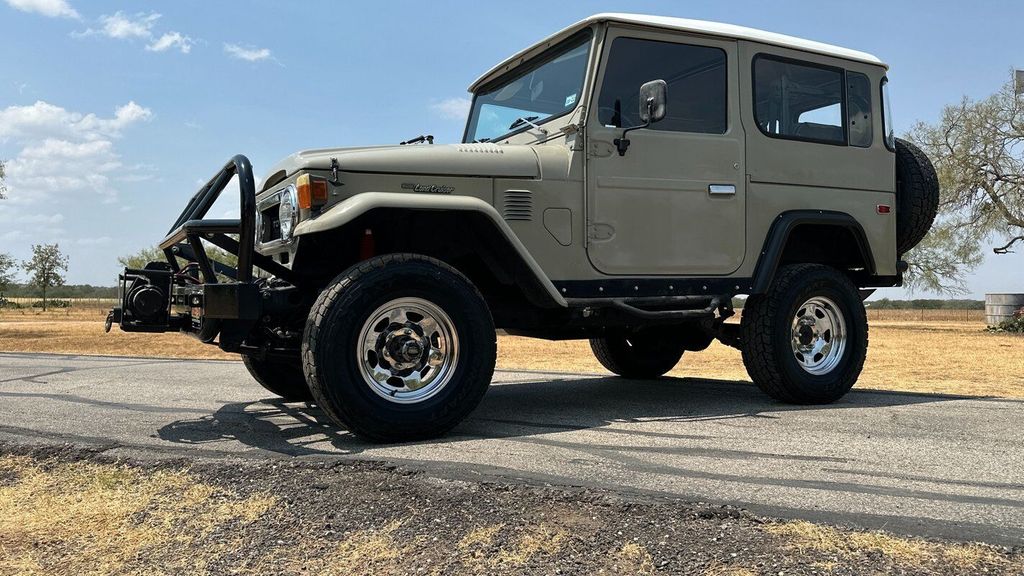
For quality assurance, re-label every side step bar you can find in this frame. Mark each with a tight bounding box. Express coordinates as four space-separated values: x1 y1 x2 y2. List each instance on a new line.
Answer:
611 296 723 320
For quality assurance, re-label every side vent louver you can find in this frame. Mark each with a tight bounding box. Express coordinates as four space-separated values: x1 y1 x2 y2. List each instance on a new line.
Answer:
502 190 533 221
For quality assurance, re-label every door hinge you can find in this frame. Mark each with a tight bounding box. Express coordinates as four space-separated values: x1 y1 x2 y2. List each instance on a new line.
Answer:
588 222 615 241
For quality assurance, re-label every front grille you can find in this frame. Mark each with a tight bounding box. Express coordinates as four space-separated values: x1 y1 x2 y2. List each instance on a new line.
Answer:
258 205 282 243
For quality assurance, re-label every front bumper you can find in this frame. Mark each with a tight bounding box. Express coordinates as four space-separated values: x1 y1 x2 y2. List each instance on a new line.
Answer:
107 155 293 351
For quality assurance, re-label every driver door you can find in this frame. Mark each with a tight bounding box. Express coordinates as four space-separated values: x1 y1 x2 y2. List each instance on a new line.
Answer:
586 29 746 276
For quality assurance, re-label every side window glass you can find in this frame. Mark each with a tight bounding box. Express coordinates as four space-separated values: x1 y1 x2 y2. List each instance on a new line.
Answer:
754 57 845 144
597 37 727 134
881 78 895 150
847 72 873 147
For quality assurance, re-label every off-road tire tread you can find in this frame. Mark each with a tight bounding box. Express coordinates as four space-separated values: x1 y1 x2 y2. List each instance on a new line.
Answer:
894 138 940 255
241 354 313 402
589 333 685 379
302 253 496 442
740 264 868 404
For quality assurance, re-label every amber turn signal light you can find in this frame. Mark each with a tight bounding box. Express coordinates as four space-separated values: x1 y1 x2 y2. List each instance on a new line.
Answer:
296 173 329 209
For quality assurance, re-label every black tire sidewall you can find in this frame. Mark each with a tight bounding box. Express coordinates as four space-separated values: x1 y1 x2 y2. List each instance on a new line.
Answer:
591 326 686 379
242 354 312 402
768 271 867 402
305 257 495 441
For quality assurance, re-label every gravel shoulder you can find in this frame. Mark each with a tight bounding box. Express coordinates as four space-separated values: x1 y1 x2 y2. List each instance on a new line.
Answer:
2 443 1022 576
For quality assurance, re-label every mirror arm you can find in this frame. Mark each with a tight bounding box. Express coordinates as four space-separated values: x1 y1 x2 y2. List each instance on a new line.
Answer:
613 119 650 157
613 98 655 157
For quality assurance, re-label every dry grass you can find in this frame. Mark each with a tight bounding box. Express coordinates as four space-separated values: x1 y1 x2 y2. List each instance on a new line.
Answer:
3 309 1022 398
0 454 276 576
1 453 1019 575
0 308 234 360
765 520 1017 572
275 520 569 576
492 523 568 567
615 541 657 574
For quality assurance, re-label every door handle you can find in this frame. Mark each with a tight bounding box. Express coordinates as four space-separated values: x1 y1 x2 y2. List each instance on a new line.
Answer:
708 184 736 196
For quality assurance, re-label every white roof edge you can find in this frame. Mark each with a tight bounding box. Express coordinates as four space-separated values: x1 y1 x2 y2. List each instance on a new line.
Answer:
469 13 887 92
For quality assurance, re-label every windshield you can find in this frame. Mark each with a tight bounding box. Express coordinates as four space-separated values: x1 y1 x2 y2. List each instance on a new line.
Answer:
464 30 592 143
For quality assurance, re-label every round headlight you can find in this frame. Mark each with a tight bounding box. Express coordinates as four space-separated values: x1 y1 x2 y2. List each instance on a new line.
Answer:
278 184 298 240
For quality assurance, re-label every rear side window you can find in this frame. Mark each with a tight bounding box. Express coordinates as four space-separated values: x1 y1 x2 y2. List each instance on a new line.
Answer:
753 56 845 144
598 37 727 134
881 77 895 150
846 72 873 147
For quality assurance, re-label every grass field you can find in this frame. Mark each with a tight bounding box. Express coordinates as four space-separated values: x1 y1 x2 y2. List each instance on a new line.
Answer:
1 450 1019 576
2 305 1021 398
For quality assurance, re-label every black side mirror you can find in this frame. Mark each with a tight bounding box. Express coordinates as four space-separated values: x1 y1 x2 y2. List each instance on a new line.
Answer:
615 79 668 156
638 79 668 124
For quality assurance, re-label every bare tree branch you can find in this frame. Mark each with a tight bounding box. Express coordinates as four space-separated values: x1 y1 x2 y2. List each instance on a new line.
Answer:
993 235 1024 254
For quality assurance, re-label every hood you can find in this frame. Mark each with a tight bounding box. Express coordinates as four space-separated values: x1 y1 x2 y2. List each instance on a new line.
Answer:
260 143 540 192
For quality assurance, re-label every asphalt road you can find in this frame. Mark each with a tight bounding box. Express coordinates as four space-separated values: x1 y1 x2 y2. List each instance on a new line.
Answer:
1 352 1022 546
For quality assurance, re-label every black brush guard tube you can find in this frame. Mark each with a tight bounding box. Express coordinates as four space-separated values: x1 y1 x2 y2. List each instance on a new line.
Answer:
110 155 294 341
160 155 257 282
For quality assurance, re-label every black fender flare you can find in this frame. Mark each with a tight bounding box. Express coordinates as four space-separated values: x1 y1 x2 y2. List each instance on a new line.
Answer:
293 192 567 308
751 210 875 294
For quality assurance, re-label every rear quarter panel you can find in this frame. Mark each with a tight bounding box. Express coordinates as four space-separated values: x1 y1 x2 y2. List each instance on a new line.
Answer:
738 40 897 277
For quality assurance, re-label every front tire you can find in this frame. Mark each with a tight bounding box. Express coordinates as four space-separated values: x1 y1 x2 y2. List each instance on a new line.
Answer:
302 254 496 443
589 327 687 379
740 264 867 404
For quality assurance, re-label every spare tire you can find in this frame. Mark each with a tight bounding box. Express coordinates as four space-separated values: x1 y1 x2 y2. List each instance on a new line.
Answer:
894 138 940 254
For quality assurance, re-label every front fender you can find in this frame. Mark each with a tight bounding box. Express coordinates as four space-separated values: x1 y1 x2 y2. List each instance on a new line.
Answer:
293 192 567 307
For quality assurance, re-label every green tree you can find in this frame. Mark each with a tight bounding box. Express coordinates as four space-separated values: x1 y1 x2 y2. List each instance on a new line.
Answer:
119 244 238 278
907 74 1024 293
23 244 68 311
0 252 16 296
118 246 165 269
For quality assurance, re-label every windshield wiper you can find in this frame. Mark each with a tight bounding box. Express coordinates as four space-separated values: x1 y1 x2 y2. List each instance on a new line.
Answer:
400 134 434 145
508 116 548 135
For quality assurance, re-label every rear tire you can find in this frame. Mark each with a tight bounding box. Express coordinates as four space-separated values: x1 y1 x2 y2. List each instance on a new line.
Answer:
590 327 686 379
302 254 496 443
241 354 313 402
740 264 867 404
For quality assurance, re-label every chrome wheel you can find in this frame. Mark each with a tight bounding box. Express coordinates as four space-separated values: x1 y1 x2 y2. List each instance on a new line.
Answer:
357 297 459 404
790 296 846 375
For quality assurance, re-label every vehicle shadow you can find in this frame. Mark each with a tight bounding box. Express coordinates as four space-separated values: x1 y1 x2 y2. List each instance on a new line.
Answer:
155 374 965 457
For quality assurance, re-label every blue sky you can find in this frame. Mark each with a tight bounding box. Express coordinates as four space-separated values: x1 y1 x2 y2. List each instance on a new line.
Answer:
0 0 1021 298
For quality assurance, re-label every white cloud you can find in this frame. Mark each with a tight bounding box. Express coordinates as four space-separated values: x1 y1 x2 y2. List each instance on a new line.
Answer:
0 100 152 141
75 236 112 246
5 0 79 19
431 97 472 121
224 43 272 62
73 11 194 56
146 31 192 54
0 211 64 225
92 11 160 39
0 100 152 204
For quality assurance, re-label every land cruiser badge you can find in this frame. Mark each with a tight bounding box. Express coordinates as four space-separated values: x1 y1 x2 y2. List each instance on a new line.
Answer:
402 183 454 194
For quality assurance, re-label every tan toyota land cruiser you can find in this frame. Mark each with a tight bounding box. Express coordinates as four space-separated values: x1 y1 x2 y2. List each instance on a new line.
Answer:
107 13 939 442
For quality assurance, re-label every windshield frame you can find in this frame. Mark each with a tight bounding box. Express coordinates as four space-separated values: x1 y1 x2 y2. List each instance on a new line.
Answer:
462 28 594 144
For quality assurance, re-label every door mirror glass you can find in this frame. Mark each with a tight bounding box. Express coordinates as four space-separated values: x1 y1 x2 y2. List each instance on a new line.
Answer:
638 79 668 124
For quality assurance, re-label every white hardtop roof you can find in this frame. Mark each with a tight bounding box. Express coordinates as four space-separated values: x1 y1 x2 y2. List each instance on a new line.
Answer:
469 13 886 92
